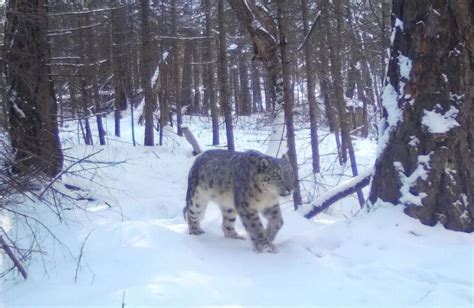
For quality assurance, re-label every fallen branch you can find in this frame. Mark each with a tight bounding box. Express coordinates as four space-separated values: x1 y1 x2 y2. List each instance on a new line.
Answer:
303 168 374 219
181 126 202 155
0 233 28 279
297 9 322 51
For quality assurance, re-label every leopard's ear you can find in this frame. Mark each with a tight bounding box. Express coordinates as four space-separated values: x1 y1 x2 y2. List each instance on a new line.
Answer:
259 158 270 173
282 152 290 162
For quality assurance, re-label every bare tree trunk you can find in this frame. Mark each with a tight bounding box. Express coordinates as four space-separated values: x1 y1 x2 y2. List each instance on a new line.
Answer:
380 0 391 84
181 38 193 113
111 4 128 138
232 65 240 115
238 43 251 115
171 0 183 136
264 71 275 112
301 0 320 173
93 75 106 145
192 43 201 114
204 0 219 145
5 0 63 176
277 0 303 208
218 0 235 151
325 0 365 207
251 62 262 113
315 6 343 164
79 79 93 145
140 0 155 146
346 4 372 137
370 0 473 232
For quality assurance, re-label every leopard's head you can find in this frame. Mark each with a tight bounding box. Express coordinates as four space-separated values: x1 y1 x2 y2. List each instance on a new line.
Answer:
257 153 295 197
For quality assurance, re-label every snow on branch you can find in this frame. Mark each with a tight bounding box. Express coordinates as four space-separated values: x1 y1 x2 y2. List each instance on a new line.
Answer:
48 4 133 17
302 168 374 219
155 35 212 40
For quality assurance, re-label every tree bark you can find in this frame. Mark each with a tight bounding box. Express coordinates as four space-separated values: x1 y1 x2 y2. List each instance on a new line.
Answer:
301 0 320 173
181 38 193 113
111 4 129 137
369 0 473 232
237 40 251 115
171 0 183 136
277 0 303 208
140 0 155 146
204 0 219 145
192 43 202 114
251 62 262 112
5 0 63 176
325 0 365 207
218 0 235 151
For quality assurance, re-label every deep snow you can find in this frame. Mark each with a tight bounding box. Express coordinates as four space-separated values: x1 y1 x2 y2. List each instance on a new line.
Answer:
0 111 473 307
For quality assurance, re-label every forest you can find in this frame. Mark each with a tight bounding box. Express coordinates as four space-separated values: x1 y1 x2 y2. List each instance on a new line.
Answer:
0 0 472 306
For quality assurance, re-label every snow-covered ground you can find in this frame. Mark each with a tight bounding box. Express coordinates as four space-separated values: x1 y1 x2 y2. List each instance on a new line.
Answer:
1 111 473 307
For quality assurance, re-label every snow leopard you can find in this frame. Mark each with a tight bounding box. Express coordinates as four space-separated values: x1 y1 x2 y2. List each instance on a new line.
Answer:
183 149 295 253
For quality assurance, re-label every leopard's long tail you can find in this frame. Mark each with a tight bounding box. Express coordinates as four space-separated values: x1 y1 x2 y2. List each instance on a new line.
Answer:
183 163 200 221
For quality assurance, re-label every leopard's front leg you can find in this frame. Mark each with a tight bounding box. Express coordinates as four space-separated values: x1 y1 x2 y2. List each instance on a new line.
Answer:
262 204 284 242
235 192 278 253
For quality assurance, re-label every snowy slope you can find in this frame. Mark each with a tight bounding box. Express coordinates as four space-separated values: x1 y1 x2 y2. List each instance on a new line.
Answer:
1 113 473 307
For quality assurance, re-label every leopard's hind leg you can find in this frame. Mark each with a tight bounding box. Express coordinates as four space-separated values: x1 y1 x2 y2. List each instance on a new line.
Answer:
220 207 244 239
185 186 209 235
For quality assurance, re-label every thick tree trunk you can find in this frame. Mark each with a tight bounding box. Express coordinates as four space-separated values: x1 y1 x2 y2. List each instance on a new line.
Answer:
218 0 235 152
5 0 63 176
369 0 473 232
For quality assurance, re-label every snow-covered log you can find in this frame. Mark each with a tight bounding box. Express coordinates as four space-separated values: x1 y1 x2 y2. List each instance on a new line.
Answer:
303 168 373 219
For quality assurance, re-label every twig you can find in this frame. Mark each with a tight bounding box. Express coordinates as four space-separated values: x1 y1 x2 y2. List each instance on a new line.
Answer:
0 234 28 279
74 229 94 284
39 149 104 198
